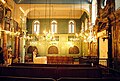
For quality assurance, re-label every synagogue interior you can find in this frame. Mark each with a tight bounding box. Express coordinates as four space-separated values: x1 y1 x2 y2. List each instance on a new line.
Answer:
0 0 120 81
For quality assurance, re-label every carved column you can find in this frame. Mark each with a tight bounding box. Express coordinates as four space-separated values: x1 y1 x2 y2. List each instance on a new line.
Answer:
20 37 25 63
19 16 26 63
107 17 113 68
14 36 19 58
2 31 7 63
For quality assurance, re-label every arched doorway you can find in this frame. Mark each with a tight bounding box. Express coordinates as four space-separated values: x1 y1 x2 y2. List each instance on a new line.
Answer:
26 46 38 62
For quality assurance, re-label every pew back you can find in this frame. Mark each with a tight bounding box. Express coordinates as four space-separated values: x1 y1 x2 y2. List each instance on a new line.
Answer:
57 77 120 81
57 67 102 78
0 66 57 78
0 66 102 79
0 76 55 81
11 63 91 67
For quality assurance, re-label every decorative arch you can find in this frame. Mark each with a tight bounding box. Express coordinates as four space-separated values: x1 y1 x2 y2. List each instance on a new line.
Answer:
32 46 38 53
26 46 38 62
27 46 38 54
48 46 58 54
25 8 36 16
85 18 89 31
69 46 79 54
27 46 33 53
25 8 90 19
80 8 90 18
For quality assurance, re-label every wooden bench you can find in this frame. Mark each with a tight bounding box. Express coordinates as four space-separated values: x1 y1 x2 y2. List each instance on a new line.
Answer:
57 67 102 78
79 56 99 66
0 76 55 81
0 66 57 79
57 77 120 81
0 66 102 79
10 63 91 67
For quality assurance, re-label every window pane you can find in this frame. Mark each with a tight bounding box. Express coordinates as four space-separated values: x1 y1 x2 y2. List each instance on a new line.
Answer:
33 21 40 34
34 24 37 33
51 20 57 33
36 25 40 34
69 21 74 33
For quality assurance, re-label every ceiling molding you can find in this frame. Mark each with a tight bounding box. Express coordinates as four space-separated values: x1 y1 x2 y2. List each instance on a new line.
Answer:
14 0 92 4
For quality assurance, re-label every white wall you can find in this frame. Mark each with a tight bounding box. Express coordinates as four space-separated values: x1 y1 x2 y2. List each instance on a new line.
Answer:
98 30 108 66
115 0 120 10
99 37 108 58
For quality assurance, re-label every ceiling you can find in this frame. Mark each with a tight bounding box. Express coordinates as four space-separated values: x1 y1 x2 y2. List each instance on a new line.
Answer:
14 0 92 4
14 0 91 19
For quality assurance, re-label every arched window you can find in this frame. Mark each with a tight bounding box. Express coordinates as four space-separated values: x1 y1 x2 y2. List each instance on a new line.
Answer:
33 20 40 34
101 0 107 9
68 20 75 33
51 20 57 33
115 0 120 10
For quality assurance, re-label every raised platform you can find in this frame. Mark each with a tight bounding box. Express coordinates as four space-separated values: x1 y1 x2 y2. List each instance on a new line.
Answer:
33 56 47 64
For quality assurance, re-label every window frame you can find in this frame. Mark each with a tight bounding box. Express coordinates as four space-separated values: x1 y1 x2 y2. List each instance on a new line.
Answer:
101 0 107 9
32 20 40 34
68 20 76 33
51 20 57 34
